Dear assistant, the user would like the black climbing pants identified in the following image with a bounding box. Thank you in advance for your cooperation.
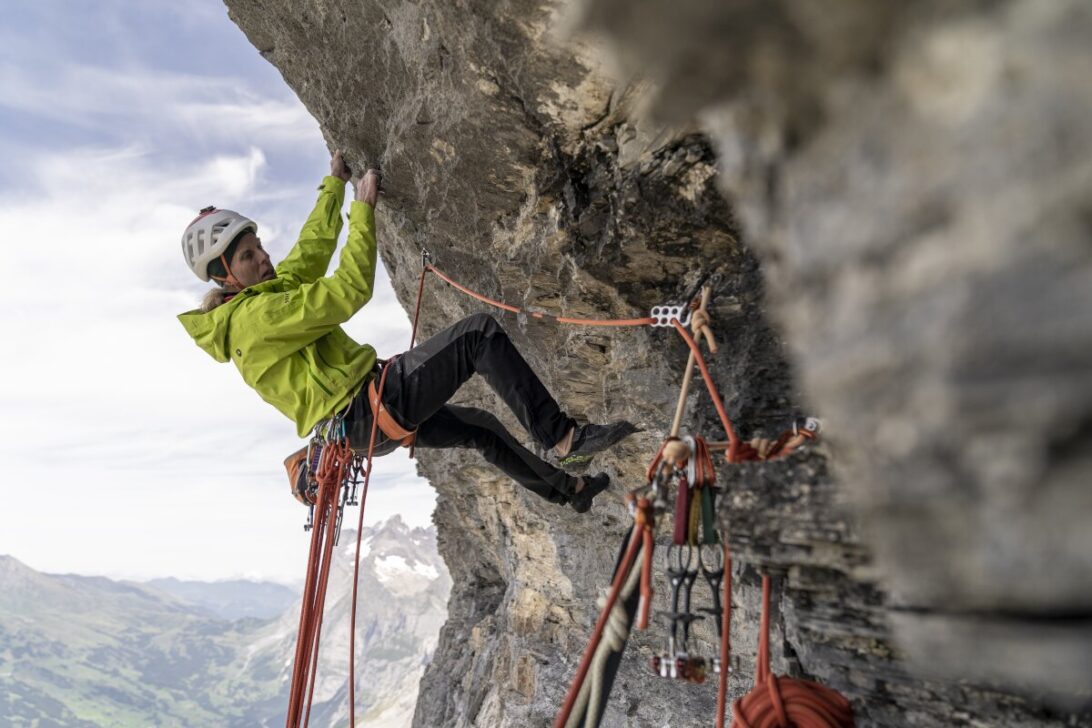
[344,313,577,503]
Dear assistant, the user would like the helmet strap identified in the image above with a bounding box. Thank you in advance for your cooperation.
[210,253,245,291]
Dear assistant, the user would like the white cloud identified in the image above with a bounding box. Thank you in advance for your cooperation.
[0,10,437,582]
[0,61,319,148]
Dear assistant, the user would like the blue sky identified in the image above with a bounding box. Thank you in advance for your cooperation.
[0,0,435,583]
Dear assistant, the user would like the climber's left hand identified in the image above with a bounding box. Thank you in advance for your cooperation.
[331,151,352,182]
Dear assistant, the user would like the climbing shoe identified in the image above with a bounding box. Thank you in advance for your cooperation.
[545,490,570,506]
[559,421,639,469]
[570,473,611,513]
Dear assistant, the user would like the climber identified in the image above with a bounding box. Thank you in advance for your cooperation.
[177,151,637,512]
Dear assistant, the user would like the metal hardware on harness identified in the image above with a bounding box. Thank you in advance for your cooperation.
[651,304,692,328]
[799,416,822,436]
[698,544,726,639]
[300,413,361,537]
[345,457,364,507]
[651,543,708,684]
[682,435,698,485]
[650,653,710,683]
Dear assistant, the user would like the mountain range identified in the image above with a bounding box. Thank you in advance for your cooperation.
[0,516,449,727]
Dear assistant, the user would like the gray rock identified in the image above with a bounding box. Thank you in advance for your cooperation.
[225,0,1092,725]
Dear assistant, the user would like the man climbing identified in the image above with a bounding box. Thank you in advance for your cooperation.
[178,151,637,512]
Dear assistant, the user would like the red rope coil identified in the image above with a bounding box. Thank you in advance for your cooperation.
[730,576,855,728]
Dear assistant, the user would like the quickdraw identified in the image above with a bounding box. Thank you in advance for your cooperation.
[650,435,723,686]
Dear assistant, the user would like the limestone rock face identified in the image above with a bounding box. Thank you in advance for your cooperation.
[225,0,1091,726]
[575,0,1092,706]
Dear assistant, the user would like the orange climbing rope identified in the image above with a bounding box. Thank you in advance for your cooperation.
[731,575,854,728]
[415,257,814,464]
[282,256,828,728]
[553,497,656,728]
[284,367,387,728]
[285,436,354,727]
[423,263,659,327]
[515,271,833,727]
[347,365,388,726]
[716,539,733,728]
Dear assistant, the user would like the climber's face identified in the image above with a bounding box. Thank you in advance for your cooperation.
[229,232,275,288]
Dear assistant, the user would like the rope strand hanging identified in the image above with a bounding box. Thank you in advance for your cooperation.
[730,575,854,728]
[284,368,388,728]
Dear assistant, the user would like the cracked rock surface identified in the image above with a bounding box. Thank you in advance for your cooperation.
[226,0,1092,725]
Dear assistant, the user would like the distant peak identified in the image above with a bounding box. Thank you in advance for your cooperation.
[0,554,29,571]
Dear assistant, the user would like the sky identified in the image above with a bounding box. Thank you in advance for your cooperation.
[0,0,436,584]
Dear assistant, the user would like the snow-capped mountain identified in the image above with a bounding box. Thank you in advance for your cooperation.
[0,516,449,727]
[235,515,451,727]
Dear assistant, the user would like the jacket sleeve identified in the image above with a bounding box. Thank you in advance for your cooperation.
[274,176,346,288]
[257,200,378,347]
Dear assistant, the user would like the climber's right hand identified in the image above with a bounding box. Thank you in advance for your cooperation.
[354,169,380,207]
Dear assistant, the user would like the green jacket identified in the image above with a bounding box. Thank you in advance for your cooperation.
[178,176,378,437]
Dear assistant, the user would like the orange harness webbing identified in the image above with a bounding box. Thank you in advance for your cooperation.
[367,360,416,447]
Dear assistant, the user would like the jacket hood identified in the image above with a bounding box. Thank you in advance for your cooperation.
[178,281,282,363]
[178,304,234,363]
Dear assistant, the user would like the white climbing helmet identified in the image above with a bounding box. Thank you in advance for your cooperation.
[181,206,258,282]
